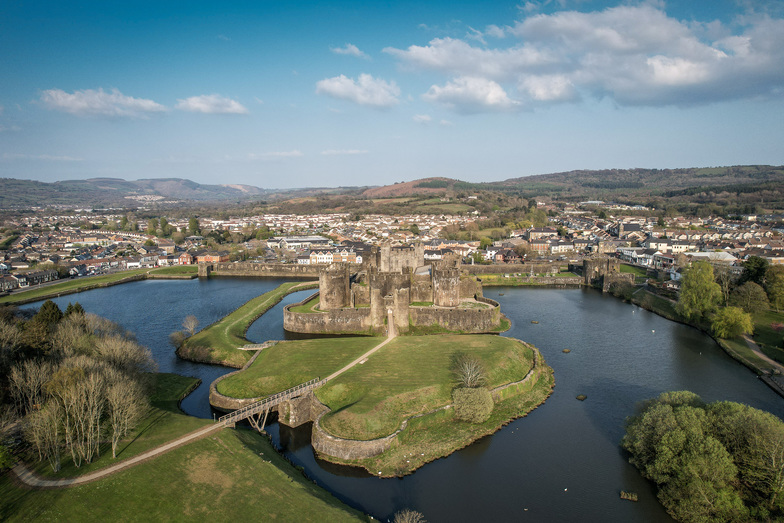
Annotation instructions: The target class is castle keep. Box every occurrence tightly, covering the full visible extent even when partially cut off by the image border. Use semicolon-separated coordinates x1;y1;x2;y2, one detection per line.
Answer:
284;244;501;335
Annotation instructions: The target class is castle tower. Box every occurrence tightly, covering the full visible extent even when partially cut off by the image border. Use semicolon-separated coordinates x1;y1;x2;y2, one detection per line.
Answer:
319;263;350;310
432;255;461;307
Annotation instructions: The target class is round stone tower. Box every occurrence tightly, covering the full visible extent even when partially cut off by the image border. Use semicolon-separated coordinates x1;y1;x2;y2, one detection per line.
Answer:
319;263;350;310
432;265;460;307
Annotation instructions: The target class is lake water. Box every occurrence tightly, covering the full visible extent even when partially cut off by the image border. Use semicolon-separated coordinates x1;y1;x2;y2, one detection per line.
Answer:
25;281;784;522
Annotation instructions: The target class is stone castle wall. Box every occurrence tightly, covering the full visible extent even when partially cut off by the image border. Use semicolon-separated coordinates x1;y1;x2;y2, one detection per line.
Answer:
409;299;500;333
284;304;374;334
209;262;324;278
319;264;351;309
463;263;563;275
432;266;460;307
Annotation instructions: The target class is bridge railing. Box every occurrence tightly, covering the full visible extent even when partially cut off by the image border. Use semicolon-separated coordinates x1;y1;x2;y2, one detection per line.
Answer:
218;377;325;426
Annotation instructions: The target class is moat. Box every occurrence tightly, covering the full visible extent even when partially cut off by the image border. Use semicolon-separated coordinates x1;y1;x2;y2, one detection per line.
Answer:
25;279;784;522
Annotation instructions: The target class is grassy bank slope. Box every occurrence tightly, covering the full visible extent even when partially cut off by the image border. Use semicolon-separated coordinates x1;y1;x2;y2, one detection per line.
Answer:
178;281;318;367
0;266;198;305
0;373;365;522
316;335;534;440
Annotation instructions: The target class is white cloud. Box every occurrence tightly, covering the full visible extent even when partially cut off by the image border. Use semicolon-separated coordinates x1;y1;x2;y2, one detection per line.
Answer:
519;74;578;102
413;114;432;123
485;25;506;38
330;43;370;59
40;88;166;117
423;77;520;112
176;94;248;114
248;150;303;159
440;119;454;126
3;153;83;161
321;149;368;155
386;4;784;108
315;74;400;108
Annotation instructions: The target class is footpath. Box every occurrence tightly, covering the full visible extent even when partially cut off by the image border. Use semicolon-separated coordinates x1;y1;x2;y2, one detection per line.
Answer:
12;309;397;489
11;423;224;488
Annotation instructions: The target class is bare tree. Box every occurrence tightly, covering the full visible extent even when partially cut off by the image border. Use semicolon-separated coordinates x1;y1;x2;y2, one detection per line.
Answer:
107;378;147;458
94;335;156;376
393;509;427;523
182;315;199;337
9;360;54;415
51;314;91;357
453;353;487;388
25;403;62;472
714;265;737;306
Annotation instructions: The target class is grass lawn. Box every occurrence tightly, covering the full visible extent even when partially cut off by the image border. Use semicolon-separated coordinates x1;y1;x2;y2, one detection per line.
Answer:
478;272;580;286
0;269;152;304
750;309;784;365
148;265;198;276
0;372;365;522
288;294;322;313
179;281;317;367
217;337;382;398
0;266;201;305
315;335;534;440
333;361;553;476
620;264;647;277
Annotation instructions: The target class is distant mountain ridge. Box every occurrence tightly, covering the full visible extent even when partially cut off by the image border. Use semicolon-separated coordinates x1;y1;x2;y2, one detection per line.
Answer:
2;165;783;208
0;177;270;208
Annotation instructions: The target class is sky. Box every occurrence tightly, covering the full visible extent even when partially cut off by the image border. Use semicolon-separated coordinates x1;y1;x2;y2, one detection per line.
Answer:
1;0;783;189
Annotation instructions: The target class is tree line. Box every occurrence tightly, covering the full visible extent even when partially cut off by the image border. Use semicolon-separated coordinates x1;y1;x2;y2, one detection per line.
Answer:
623;391;784;522
676;256;784;340
0;300;154;471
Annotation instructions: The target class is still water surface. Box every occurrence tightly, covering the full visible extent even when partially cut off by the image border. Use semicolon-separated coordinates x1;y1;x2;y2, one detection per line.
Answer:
26;281;784;522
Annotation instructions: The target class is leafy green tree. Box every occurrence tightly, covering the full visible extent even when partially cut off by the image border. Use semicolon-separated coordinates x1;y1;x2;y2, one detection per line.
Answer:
712;307;753;339
765;266;784;311
730;281;769;314
676;262;722;321
33;300;63;327
742;256;769;286
147;218;159;235
452;387;493;423
188;218;200;235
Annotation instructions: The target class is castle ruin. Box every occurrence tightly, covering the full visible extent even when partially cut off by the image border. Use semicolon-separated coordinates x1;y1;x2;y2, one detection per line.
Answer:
284;244;502;335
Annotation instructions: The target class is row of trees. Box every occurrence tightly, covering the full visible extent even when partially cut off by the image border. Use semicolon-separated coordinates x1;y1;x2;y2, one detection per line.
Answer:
623;391;784;522
0;301;154;471
676;256;784;339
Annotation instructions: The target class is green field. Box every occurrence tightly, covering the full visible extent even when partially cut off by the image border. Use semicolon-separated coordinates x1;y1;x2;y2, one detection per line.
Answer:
340;360;553;476
315;335;534;440
0;266;198;305
179;281;318;367
288;294;322;313
750;309;784;365
147;265;198;276
0;373;364;522
217;337;382;398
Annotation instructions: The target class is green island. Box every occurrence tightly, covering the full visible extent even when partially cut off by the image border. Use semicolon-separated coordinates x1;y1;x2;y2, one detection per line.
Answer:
216;334;554;477
0;265;198;305
177;281;318;367
0;374;364;522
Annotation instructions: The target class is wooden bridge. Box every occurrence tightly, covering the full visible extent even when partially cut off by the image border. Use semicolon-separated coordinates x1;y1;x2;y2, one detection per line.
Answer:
217;377;325;431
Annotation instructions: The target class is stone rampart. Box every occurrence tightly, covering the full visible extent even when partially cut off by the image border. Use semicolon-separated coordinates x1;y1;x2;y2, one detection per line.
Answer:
209;347;270;412
210;262;323;278
463;263;564;275
284;294;374;334
409;301;500;332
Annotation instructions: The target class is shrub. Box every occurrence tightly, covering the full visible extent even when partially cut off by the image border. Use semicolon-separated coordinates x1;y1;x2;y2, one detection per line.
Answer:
452;387;494;423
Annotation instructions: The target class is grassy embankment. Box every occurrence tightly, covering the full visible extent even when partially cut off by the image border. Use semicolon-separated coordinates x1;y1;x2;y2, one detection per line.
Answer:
0;266;198;305
0;373;365;522
218;334;553;476
619;263;649;283
478;271;580;286
179;281;318;367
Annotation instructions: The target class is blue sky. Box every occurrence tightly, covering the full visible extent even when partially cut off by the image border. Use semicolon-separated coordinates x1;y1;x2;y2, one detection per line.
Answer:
1;0;783;189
